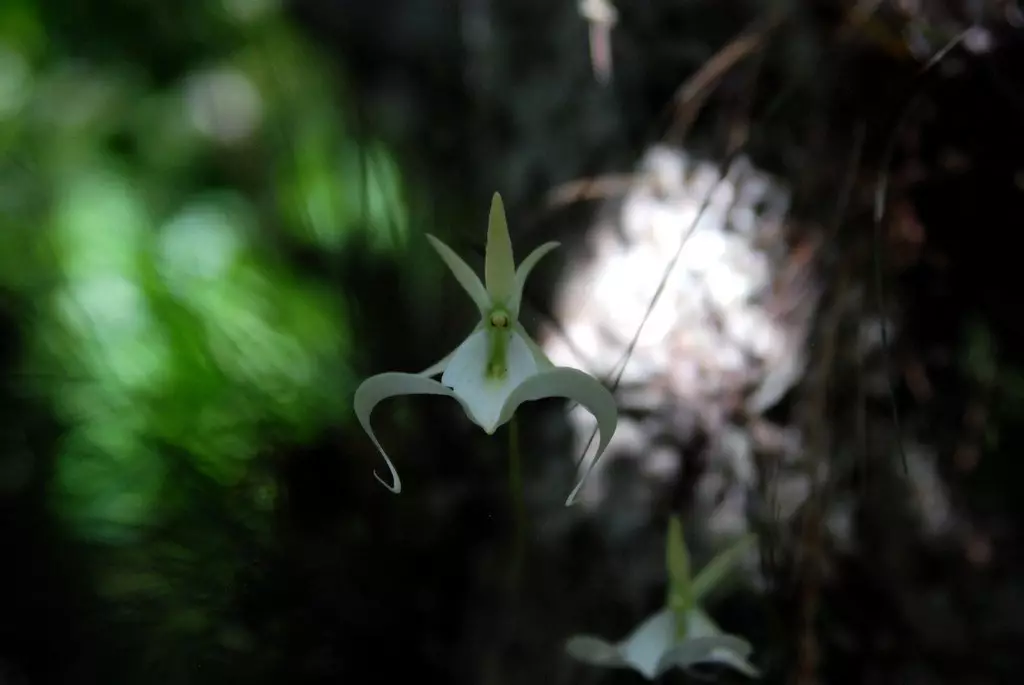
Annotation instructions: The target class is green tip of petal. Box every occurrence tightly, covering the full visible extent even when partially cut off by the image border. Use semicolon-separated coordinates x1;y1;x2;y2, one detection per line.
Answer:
691;532;756;602
485;192;516;303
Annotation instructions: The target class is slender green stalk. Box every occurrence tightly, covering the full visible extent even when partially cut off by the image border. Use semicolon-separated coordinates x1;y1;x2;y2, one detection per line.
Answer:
507;415;525;586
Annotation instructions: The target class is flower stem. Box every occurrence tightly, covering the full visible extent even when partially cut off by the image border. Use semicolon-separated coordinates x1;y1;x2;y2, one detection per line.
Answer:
508;415;525;586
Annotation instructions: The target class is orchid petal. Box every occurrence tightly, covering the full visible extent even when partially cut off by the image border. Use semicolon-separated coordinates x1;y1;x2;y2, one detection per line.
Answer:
686;609;744;644
680;610;760;677
567;608;759;681
566;609;675;681
426;234;490;314
513;321;555;369
659;635;758;677
441;329;538;433
485;192;516;303
691;533;756;602
418;350;455;378
493;366;617;505
618;608;676;680
509;240;560;318
353;372;463;493
564;636;630;669
416;324;484;377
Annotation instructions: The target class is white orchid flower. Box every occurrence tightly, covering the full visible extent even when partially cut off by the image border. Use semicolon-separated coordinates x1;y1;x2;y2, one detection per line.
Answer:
354;192;618;506
566;518;761;680
566;606;759;681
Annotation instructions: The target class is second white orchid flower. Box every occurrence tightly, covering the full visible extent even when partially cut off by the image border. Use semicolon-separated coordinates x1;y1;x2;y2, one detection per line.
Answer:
354;193;618;506
566;517;761;680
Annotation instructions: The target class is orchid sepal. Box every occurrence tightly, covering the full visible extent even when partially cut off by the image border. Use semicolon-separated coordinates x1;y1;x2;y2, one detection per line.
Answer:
425;234;489;315
485;192;516;303
491;364;618;506
353;371;465;494
510;240;560;319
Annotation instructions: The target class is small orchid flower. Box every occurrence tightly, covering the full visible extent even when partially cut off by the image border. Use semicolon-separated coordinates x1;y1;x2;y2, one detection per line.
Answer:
354;193;618;506
566;517;761;680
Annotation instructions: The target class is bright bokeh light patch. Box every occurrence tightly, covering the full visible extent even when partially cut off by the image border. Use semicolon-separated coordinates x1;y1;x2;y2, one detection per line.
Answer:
185;67;263;145
53;170;148;280
56;275;170;391
37;170;356;537
0;15;420;656
0;0;419;672
277;116;410;253
157;196;247;295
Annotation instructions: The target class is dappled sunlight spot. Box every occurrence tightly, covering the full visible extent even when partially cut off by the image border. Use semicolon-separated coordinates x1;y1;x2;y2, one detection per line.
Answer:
6;14;363;548
279;125;409;253
0;43;30;118
361;143;409;249
539;147;812;545
200;281;280;372
53;171;148;280
158;197;246;295
178;405;260;485
55;274;170;390
75;408;150;458
283;156;344;250
201;283;326;393
169;244;347;428
184;66;263;145
587;244;679;378
219;0;280;24
58;275;147;336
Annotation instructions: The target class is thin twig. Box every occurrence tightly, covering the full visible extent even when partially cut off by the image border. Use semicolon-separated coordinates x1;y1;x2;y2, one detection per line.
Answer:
573;144;753;472
507;416;526;589
666;11;784;144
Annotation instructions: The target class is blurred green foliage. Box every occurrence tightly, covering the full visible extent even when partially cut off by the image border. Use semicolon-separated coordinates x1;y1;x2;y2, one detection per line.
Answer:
0;0;421;678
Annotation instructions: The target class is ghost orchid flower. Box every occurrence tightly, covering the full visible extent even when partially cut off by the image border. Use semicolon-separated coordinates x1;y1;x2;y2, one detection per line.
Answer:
565;517;761;680
354;192;618;506
565;607;759;681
